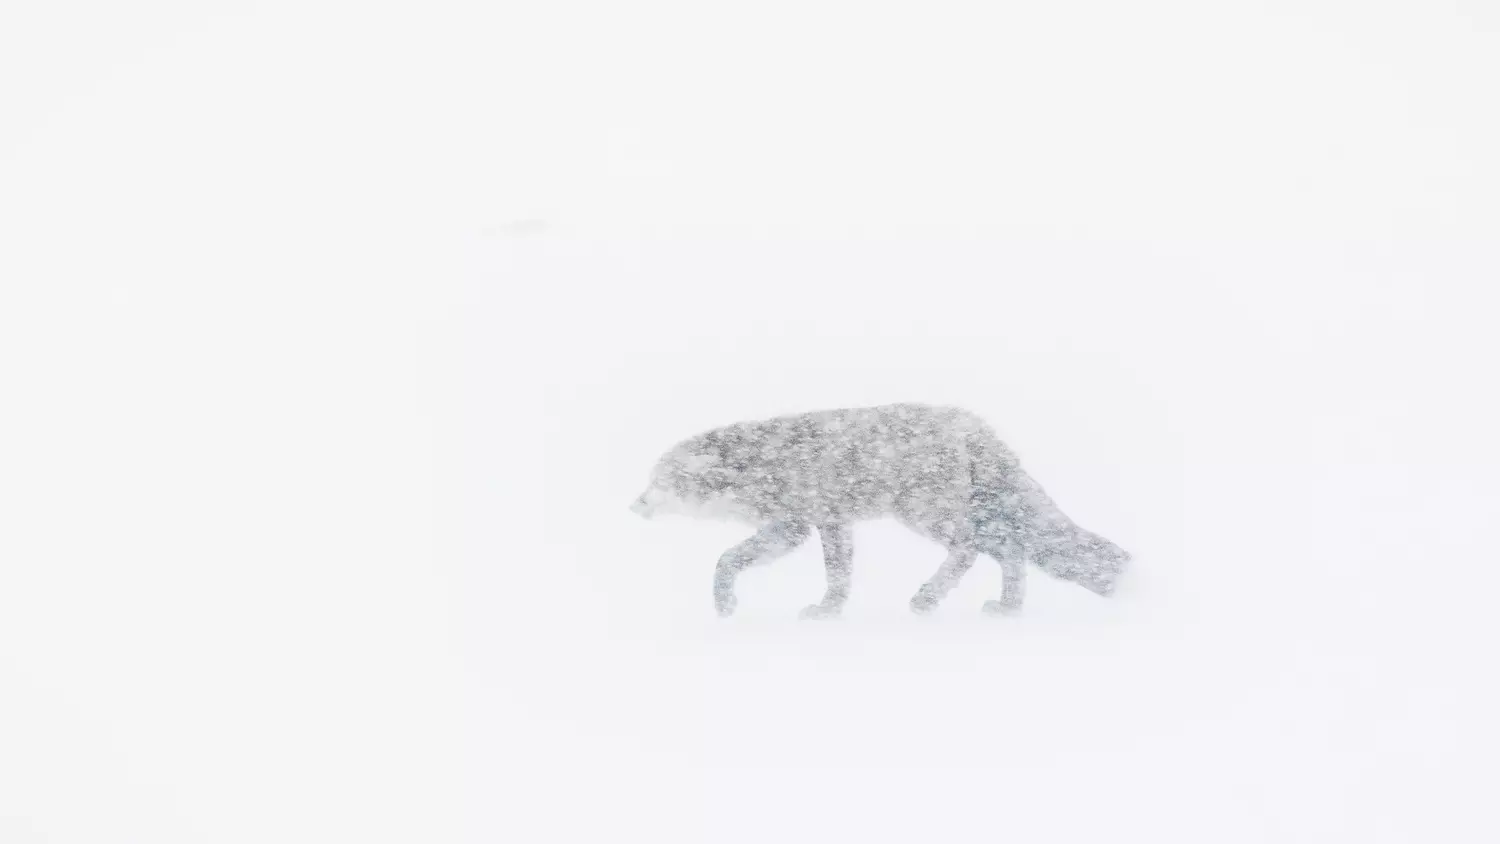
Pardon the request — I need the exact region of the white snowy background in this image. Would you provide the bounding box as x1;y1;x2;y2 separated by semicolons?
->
3;2;1498;842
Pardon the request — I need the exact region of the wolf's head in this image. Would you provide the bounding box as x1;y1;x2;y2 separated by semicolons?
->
631;442;748;522
1038;530;1131;597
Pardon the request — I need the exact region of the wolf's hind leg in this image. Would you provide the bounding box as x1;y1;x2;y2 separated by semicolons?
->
909;527;979;614
800;523;852;620
983;552;1027;616
714;521;810;617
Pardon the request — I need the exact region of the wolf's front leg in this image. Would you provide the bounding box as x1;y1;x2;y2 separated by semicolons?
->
714;521;810;617
800;523;852;620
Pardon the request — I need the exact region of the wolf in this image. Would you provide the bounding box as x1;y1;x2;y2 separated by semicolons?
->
631;403;1130;618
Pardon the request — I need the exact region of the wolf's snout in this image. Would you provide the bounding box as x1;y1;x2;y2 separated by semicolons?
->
631;495;652;518
1082;572;1119;597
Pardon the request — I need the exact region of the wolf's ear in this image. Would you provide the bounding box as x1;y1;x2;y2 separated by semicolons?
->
680;452;721;473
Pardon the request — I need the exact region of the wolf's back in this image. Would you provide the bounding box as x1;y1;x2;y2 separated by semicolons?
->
686;403;1078;538
688;404;982;523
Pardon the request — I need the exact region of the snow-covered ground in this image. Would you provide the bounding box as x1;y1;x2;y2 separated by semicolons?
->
4;3;1499;843
454;237;1500;843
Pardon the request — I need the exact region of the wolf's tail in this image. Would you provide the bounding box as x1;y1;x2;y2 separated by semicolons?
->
962;420;1129;588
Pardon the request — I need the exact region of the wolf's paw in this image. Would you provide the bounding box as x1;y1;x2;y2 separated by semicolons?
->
714;593;738;618
982;599;1022;617
909;591;940;615
799;603;842;621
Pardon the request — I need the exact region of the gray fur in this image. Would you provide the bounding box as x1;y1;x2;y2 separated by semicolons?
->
631;403;1130;617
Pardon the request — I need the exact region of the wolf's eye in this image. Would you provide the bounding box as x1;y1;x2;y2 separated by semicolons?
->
701;468;733;492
